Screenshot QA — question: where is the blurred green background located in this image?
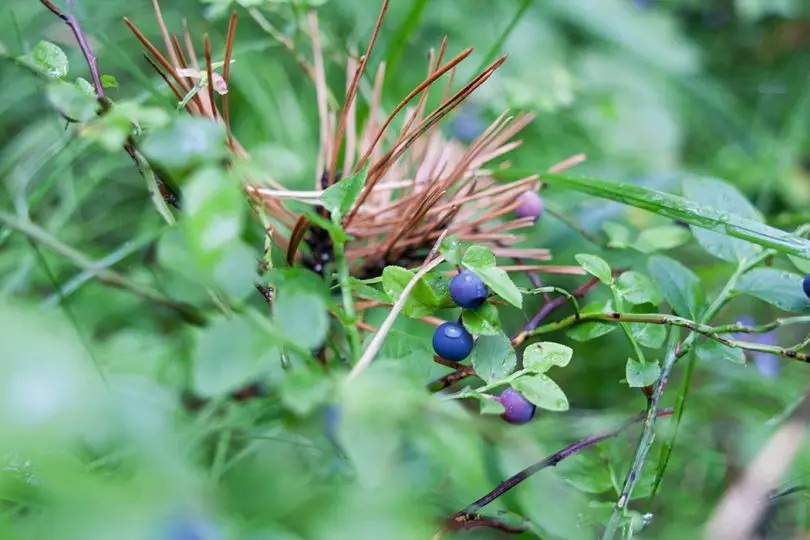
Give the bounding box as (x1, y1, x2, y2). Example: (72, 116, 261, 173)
(3, 0, 810, 538)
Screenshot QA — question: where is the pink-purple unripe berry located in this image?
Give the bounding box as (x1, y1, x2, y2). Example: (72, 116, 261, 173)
(498, 388, 536, 424)
(515, 191, 544, 221)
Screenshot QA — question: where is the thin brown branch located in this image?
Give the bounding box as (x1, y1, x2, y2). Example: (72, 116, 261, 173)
(204, 35, 217, 120)
(39, 0, 106, 106)
(222, 11, 238, 147)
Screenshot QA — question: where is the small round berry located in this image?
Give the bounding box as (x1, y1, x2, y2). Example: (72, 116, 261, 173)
(432, 321, 474, 362)
(515, 191, 544, 221)
(450, 270, 488, 309)
(451, 108, 485, 143)
(803, 274, 810, 299)
(498, 388, 536, 425)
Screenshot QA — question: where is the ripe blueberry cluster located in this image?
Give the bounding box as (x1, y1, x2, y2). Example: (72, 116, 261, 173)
(432, 270, 487, 362)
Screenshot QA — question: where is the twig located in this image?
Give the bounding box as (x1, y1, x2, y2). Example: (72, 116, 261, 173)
(0, 211, 204, 325)
(347, 255, 445, 381)
(523, 311, 810, 363)
(446, 408, 674, 527)
(39, 0, 106, 105)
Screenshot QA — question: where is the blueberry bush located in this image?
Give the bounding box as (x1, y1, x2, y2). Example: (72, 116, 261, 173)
(3, 0, 810, 539)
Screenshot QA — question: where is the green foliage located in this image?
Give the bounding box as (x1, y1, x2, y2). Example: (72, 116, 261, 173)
(20, 41, 68, 79)
(648, 255, 705, 318)
(461, 245, 522, 308)
(575, 253, 613, 284)
(140, 116, 227, 175)
(381, 265, 452, 317)
(470, 332, 516, 383)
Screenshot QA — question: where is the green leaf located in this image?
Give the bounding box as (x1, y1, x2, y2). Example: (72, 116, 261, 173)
(320, 163, 369, 216)
(630, 322, 667, 349)
(193, 314, 281, 398)
(575, 253, 612, 284)
(556, 454, 615, 494)
(280, 369, 331, 416)
(512, 375, 569, 411)
(625, 358, 661, 388)
(479, 398, 506, 415)
(74, 77, 95, 97)
(694, 338, 745, 365)
(439, 235, 463, 265)
(788, 255, 810, 274)
(734, 268, 810, 312)
(101, 74, 119, 89)
(616, 271, 663, 305)
(603, 221, 630, 249)
(461, 303, 502, 336)
(349, 278, 390, 304)
(470, 333, 517, 383)
(461, 246, 522, 308)
(21, 41, 68, 79)
(462, 245, 497, 268)
(647, 255, 704, 318)
(141, 116, 227, 174)
(272, 289, 329, 350)
(634, 226, 691, 254)
(681, 177, 762, 262)
(522, 342, 573, 374)
(382, 266, 450, 317)
(537, 172, 810, 259)
(45, 80, 99, 122)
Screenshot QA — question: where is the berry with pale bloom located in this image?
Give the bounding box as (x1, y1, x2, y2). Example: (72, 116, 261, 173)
(515, 191, 544, 221)
(432, 321, 474, 362)
(450, 270, 488, 309)
(498, 388, 536, 424)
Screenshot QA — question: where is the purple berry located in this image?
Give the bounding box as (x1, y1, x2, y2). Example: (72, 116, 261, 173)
(432, 321, 474, 362)
(515, 191, 544, 221)
(803, 274, 810, 299)
(450, 270, 488, 309)
(498, 388, 536, 424)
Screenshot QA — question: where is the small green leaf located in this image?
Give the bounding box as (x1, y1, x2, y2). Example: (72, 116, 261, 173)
(575, 253, 612, 284)
(320, 163, 369, 216)
(382, 266, 449, 317)
(476, 266, 522, 308)
(734, 268, 810, 313)
(681, 177, 762, 263)
(556, 454, 615, 494)
(74, 77, 95, 97)
(101, 74, 119, 89)
(280, 369, 331, 416)
(634, 226, 691, 254)
(461, 246, 522, 308)
(603, 222, 630, 249)
(694, 338, 745, 365)
(272, 289, 329, 350)
(349, 278, 389, 304)
(630, 322, 667, 349)
(141, 116, 227, 174)
(479, 398, 506, 415)
(439, 235, 463, 265)
(625, 358, 661, 388)
(788, 255, 810, 274)
(462, 303, 501, 336)
(616, 271, 663, 305)
(470, 333, 517, 383)
(647, 255, 704, 318)
(22, 41, 68, 79)
(512, 375, 569, 411)
(193, 314, 281, 398)
(462, 245, 497, 268)
(45, 80, 99, 122)
(522, 342, 573, 374)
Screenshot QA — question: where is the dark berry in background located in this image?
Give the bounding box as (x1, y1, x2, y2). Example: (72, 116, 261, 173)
(733, 316, 780, 380)
(450, 107, 485, 144)
(450, 270, 488, 309)
(803, 274, 810, 299)
(432, 321, 474, 362)
(498, 388, 536, 424)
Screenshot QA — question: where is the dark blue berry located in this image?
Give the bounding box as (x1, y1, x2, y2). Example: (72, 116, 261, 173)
(803, 274, 810, 299)
(432, 321, 474, 362)
(451, 108, 485, 143)
(498, 388, 536, 424)
(450, 270, 488, 309)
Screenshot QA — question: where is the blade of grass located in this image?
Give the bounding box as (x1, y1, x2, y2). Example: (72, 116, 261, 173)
(500, 171, 810, 259)
(474, 0, 531, 76)
(383, 0, 431, 85)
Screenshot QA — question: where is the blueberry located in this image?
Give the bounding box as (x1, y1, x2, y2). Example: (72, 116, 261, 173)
(498, 388, 536, 424)
(432, 321, 474, 362)
(803, 274, 810, 299)
(515, 191, 544, 222)
(451, 108, 485, 143)
(450, 270, 488, 309)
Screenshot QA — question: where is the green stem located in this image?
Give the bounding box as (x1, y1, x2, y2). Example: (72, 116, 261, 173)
(333, 231, 361, 361)
(0, 210, 205, 325)
(611, 285, 645, 365)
